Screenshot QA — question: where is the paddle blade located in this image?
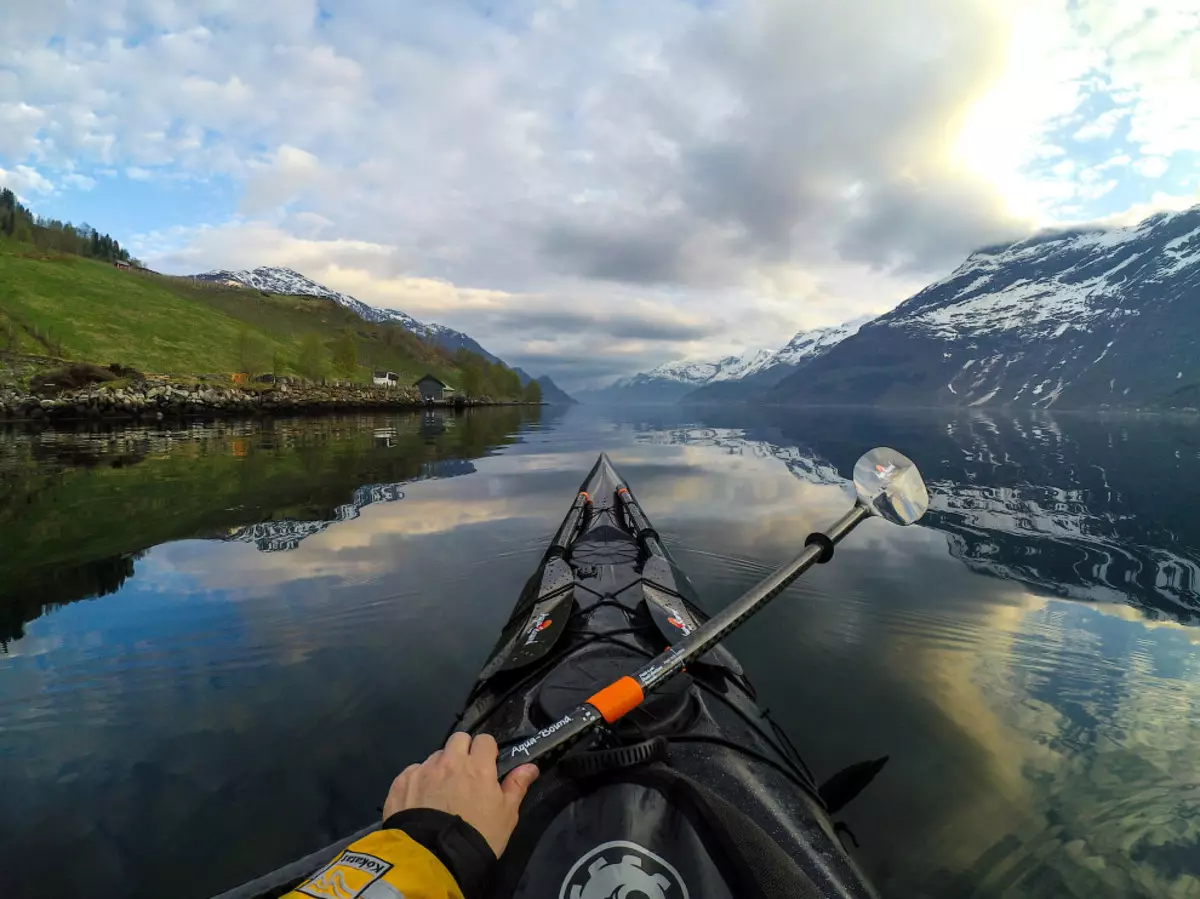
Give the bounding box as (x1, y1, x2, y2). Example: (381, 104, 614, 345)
(853, 448, 929, 525)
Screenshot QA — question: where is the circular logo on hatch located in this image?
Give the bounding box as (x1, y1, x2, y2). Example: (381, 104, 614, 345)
(560, 840, 689, 899)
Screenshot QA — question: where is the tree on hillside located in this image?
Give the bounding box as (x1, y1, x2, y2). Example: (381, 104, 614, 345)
(1, 186, 134, 263)
(523, 381, 542, 404)
(236, 326, 269, 375)
(0, 315, 16, 354)
(460, 364, 484, 398)
(272, 349, 285, 380)
(332, 331, 358, 381)
(499, 366, 522, 398)
(298, 333, 329, 383)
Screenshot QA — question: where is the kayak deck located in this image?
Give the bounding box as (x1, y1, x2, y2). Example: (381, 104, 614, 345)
(453, 454, 877, 898)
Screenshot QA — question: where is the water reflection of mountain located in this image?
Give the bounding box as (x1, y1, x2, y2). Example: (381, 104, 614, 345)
(643, 410, 1200, 623)
(225, 460, 475, 552)
(0, 408, 541, 646)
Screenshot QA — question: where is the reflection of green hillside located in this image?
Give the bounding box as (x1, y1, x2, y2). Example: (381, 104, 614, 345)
(0, 407, 540, 644)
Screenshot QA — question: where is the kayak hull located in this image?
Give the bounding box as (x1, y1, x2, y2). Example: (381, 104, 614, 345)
(459, 454, 878, 898)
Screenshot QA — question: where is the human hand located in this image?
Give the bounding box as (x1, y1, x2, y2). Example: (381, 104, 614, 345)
(382, 732, 540, 857)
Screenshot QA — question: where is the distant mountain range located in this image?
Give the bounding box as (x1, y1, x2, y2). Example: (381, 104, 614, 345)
(682, 316, 874, 404)
(579, 316, 871, 404)
(194, 266, 575, 403)
(582, 204, 1200, 411)
(511, 368, 577, 405)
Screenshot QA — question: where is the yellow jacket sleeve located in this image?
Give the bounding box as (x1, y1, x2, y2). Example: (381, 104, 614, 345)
(284, 829, 464, 899)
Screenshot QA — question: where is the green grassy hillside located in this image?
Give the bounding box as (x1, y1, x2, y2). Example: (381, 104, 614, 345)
(0, 240, 471, 388)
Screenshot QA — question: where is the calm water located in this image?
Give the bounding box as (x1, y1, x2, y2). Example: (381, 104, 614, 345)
(2, 406, 1200, 898)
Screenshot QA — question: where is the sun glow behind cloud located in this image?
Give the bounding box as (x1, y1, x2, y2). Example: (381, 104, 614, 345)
(952, 2, 1098, 222)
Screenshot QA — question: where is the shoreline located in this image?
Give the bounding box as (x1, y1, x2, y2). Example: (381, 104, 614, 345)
(0, 379, 538, 424)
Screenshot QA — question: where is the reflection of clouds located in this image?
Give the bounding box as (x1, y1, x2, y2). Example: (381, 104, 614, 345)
(911, 592, 1200, 896)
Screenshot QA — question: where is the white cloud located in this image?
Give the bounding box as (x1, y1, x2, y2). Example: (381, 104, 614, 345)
(1096, 190, 1200, 227)
(0, 164, 54, 197)
(1072, 106, 1131, 142)
(1133, 156, 1171, 179)
(61, 172, 97, 191)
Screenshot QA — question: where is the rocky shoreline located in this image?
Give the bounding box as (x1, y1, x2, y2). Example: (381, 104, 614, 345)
(0, 379, 522, 423)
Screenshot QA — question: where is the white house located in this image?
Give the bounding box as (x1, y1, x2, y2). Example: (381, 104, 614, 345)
(372, 370, 399, 388)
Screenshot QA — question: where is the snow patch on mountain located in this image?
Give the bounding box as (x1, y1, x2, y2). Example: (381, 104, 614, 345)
(891, 207, 1200, 341)
(617, 349, 778, 388)
(771, 315, 875, 368)
(193, 266, 502, 363)
(617, 317, 872, 392)
(196, 266, 435, 331)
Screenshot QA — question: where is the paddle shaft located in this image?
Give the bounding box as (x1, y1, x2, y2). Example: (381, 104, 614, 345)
(497, 502, 871, 777)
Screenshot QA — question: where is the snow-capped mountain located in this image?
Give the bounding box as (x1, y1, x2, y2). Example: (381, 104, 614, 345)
(638, 349, 778, 385)
(581, 317, 872, 404)
(771, 315, 875, 368)
(772, 205, 1200, 410)
(193, 266, 503, 363)
(683, 316, 875, 404)
(581, 349, 782, 403)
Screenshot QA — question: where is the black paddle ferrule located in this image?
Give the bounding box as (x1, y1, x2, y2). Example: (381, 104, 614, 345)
(804, 532, 836, 564)
(497, 705, 601, 778)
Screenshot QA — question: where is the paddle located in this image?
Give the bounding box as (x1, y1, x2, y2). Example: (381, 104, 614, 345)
(496, 446, 930, 777)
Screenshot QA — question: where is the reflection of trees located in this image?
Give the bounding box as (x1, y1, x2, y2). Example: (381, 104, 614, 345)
(0, 407, 541, 646)
(0, 552, 143, 647)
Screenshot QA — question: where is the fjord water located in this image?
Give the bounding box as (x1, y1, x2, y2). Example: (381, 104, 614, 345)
(2, 406, 1199, 898)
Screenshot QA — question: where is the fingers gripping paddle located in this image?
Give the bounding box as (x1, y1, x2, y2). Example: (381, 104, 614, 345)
(497, 447, 930, 777)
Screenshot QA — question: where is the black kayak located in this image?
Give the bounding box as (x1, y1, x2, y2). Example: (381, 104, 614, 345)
(218, 453, 904, 899)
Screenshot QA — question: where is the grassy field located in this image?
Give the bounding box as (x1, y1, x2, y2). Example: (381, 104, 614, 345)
(0, 240, 463, 386)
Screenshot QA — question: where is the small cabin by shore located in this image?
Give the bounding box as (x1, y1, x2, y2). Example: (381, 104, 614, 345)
(372, 371, 399, 388)
(415, 374, 455, 402)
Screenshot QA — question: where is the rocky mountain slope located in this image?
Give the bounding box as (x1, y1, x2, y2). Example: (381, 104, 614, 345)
(771, 205, 1200, 410)
(195, 266, 503, 363)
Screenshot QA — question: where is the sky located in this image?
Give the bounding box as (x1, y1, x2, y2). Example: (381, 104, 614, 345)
(2, 0, 1198, 390)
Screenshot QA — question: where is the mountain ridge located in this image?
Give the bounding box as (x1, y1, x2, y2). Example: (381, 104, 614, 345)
(194, 266, 503, 362)
(682, 315, 874, 404)
(194, 266, 574, 402)
(770, 204, 1200, 410)
(580, 316, 870, 404)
